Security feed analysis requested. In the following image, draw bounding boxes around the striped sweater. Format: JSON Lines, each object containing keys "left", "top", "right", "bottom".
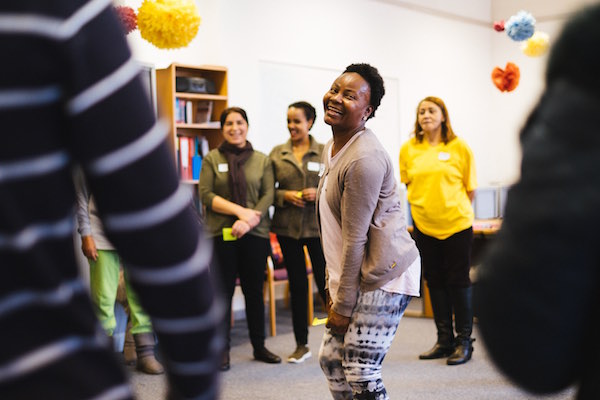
{"left": 0, "top": 1, "right": 222, "bottom": 399}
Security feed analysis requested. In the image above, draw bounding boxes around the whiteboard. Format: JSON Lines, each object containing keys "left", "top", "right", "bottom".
{"left": 256, "top": 60, "right": 402, "bottom": 181}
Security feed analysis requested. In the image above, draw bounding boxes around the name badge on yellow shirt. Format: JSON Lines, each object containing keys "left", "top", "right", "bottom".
{"left": 438, "top": 152, "right": 450, "bottom": 161}
{"left": 218, "top": 163, "right": 229, "bottom": 172}
{"left": 307, "top": 161, "right": 321, "bottom": 172}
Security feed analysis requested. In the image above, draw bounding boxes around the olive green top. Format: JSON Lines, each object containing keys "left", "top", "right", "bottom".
{"left": 198, "top": 148, "right": 274, "bottom": 238}
{"left": 269, "top": 135, "right": 324, "bottom": 239}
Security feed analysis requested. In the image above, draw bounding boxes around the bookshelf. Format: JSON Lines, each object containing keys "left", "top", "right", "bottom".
{"left": 156, "top": 63, "right": 228, "bottom": 183}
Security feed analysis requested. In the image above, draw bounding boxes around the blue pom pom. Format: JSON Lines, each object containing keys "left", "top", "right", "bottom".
{"left": 505, "top": 10, "right": 536, "bottom": 41}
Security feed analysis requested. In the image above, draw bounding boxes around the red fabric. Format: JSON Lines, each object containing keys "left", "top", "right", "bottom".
{"left": 269, "top": 232, "right": 284, "bottom": 266}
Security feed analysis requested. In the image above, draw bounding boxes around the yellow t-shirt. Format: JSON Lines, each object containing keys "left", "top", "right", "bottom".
{"left": 399, "top": 136, "right": 477, "bottom": 240}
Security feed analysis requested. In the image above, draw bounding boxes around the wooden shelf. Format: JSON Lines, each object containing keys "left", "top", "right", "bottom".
{"left": 156, "top": 63, "right": 228, "bottom": 183}
{"left": 175, "top": 121, "right": 221, "bottom": 129}
{"left": 175, "top": 93, "right": 227, "bottom": 101}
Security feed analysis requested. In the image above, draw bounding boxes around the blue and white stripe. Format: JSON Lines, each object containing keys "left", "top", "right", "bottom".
{"left": 87, "top": 120, "right": 169, "bottom": 176}
{"left": 88, "top": 384, "right": 132, "bottom": 400}
{"left": 152, "top": 300, "right": 225, "bottom": 334}
{"left": 0, "top": 0, "right": 111, "bottom": 41}
{"left": 126, "top": 239, "right": 212, "bottom": 285}
{"left": 103, "top": 185, "right": 192, "bottom": 232}
{"left": 0, "top": 279, "right": 86, "bottom": 320}
{"left": 0, "top": 215, "right": 73, "bottom": 250}
{"left": 67, "top": 55, "right": 140, "bottom": 116}
{"left": 0, "top": 334, "right": 106, "bottom": 384}
{"left": 0, "top": 85, "right": 61, "bottom": 110}
{"left": 0, "top": 151, "right": 69, "bottom": 184}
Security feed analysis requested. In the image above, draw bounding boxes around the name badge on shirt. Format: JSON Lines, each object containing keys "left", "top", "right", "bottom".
{"left": 307, "top": 161, "right": 321, "bottom": 172}
{"left": 438, "top": 152, "right": 450, "bottom": 161}
{"left": 218, "top": 163, "right": 229, "bottom": 172}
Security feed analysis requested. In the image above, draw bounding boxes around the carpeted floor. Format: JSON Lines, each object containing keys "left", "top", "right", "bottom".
{"left": 128, "top": 298, "right": 576, "bottom": 399}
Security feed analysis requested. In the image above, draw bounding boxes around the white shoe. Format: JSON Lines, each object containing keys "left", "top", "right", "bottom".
{"left": 287, "top": 345, "right": 311, "bottom": 363}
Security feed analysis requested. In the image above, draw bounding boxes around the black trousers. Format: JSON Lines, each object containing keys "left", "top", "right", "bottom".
{"left": 276, "top": 235, "right": 326, "bottom": 345}
{"left": 412, "top": 224, "right": 473, "bottom": 288}
{"left": 212, "top": 234, "right": 269, "bottom": 350}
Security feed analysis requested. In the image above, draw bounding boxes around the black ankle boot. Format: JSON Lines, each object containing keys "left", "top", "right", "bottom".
{"left": 419, "top": 286, "right": 455, "bottom": 360}
{"left": 447, "top": 286, "right": 474, "bottom": 366}
{"left": 419, "top": 343, "right": 455, "bottom": 359}
{"left": 447, "top": 338, "right": 475, "bottom": 365}
{"left": 253, "top": 346, "right": 281, "bottom": 364}
{"left": 220, "top": 351, "right": 230, "bottom": 371}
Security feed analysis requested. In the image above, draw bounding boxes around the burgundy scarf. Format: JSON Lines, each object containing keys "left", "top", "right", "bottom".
{"left": 218, "top": 140, "right": 253, "bottom": 206}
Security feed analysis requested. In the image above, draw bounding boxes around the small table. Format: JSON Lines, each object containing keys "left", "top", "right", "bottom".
{"left": 404, "top": 219, "right": 501, "bottom": 318}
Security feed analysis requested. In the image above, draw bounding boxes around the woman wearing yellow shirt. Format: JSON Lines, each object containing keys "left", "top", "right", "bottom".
{"left": 400, "top": 96, "right": 477, "bottom": 365}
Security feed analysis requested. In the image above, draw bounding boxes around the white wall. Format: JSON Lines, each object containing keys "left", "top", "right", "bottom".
{"left": 124, "top": 0, "right": 494, "bottom": 183}
{"left": 488, "top": 0, "right": 596, "bottom": 185}
{"left": 122, "top": 0, "right": 591, "bottom": 186}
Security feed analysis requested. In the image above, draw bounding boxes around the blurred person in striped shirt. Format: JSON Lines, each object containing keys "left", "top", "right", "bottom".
{"left": 0, "top": 1, "right": 223, "bottom": 399}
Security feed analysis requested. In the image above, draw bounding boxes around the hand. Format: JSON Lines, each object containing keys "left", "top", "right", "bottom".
{"left": 231, "top": 219, "right": 251, "bottom": 238}
{"left": 284, "top": 190, "right": 306, "bottom": 208}
{"left": 237, "top": 208, "right": 261, "bottom": 228}
{"left": 326, "top": 309, "right": 351, "bottom": 335}
{"left": 81, "top": 236, "right": 98, "bottom": 261}
{"left": 301, "top": 187, "right": 317, "bottom": 202}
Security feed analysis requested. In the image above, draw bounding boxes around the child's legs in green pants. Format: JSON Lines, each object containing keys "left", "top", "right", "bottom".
{"left": 89, "top": 250, "right": 120, "bottom": 336}
{"left": 123, "top": 268, "right": 153, "bottom": 334}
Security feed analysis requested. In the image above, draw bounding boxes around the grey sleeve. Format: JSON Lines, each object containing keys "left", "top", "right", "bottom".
{"left": 74, "top": 170, "right": 92, "bottom": 237}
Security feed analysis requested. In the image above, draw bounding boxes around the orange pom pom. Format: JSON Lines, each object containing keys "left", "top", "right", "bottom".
{"left": 492, "top": 62, "right": 520, "bottom": 92}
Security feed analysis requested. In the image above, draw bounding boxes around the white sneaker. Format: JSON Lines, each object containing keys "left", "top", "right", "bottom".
{"left": 287, "top": 345, "right": 311, "bottom": 363}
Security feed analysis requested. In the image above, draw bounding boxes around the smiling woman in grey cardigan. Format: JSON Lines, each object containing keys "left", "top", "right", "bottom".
{"left": 317, "top": 63, "right": 420, "bottom": 400}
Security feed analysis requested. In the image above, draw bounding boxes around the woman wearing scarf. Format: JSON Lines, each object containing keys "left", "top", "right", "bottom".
{"left": 199, "top": 107, "right": 279, "bottom": 371}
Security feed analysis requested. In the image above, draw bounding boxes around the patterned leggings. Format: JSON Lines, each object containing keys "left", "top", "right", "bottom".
{"left": 319, "top": 289, "right": 412, "bottom": 400}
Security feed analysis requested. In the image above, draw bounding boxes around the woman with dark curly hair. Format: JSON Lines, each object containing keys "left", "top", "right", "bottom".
{"left": 317, "top": 63, "right": 420, "bottom": 400}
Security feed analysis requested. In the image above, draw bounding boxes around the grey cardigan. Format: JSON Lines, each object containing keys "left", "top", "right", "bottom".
{"left": 316, "top": 129, "right": 419, "bottom": 317}
{"left": 269, "top": 135, "right": 324, "bottom": 239}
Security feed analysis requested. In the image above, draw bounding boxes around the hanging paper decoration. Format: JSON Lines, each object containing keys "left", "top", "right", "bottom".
{"left": 137, "top": 0, "right": 201, "bottom": 49}
{"left": 521, "top": 31, "right": 550, "bottom": 57}
{"left": 492, "top": 62, "right": 520, "bottom": 92}
{"left": 493, "top": 20, "right": 505, "bottom": 32}
{"left": 505, "top": 11, "right": 536, "bottom": 41}
{"left": 114, "top": 6, "right": 137, "bottom": 34}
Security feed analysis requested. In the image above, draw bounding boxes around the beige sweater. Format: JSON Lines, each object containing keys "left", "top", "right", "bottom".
{"left": 316, "top": 129, "right": 419, "bottom": 317}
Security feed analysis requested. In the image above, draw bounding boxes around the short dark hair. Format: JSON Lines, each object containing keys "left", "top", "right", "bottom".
{"left": 546, "top": 4, "right": 600, "bottom": 97}
{"left": 288, "top": 101, "right": 316, "bottom": 130}
{"left": 220, "top": 107, "right": 248, "bottom": 128}
{"left": 343, "top": 63, "right": 385, "bottom": 119}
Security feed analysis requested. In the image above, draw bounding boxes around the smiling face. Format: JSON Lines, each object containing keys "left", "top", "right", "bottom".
{"left": 322, "top": 72, "right": 373, "bottom": 134}
{"left": 287, "top": 106, "right": 312, "bottom": 144}
{"left": 417, "top": 100, "right": 445, "bottom": 134}
{"left": 222, "top": 111, "right": 248, "bottom": 148}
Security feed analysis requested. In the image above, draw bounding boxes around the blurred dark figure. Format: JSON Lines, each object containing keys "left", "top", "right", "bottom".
{"left": 0, "top": 2, "right": 221, "bottom": 399}
{"left": 475, "top": 5, "right": 600, "bottom": 399}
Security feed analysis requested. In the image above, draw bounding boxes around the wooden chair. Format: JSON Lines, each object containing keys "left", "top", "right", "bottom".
{"left": 265, "top": 246, "right": 314, "bottom": 337}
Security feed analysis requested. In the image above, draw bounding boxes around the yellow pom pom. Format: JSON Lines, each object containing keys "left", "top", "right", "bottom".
{"left": 137, "top": 0, "right": 201, "bottom": 49}
{"left": 521, "top": 31, "right": 550, "bottom": 57}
